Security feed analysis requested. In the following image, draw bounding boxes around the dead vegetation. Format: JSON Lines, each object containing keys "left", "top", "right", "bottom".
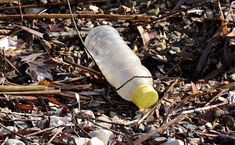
{"left": 0, "top": 0, "right": 234, "bottom": 145}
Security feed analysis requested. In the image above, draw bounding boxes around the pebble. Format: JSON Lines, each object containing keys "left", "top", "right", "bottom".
{"left": 137, "top": 123, "right": 145, "bottom": 132}
{"left": 40, "top": 0, "right": 48, "bottom": 4}
{"left": 228, "top": 90, "right": 235, "bottom": 103}
{"left": 86, "top": 137, "right": 104, "bottom": 145}
{"left": 96, "top": 114, "right": 112, "bottom": 129}
{"left": 205, "top": 122, "right": 213, "bottom": 129}
{"left": 162, "top": 139, "right": 184, "bottom": 145}
{"left": 188, "top": 138, "right": 201, "bottom": 145}
{"left": 49, "top": 116, "right": 64, "bottom": 127}
{"left": 80, "top": 110, "right": 95, "bottom": 118}
{"left": 183, "top": 124, "right": 197, "bottom": 131}
{"left": 67, "top": 136, "right": 90, "bottom": 145}
{"left": 4, "top": 139, "right": 25, "bottom": 145}
{"left": 89, "top": 129, "right": 114, "bottom": 145}
{"left": 1, "top": 126, "right": 18, "bottom": 135}
{"left": 37, "top": 117, "right": 49, "bottom": 129}
{"left": 150, "top": 137, "right": 167, "bottom": 144}
{"left": 144, "top": 124, "right": 156, "bottom": 133}
{"left": 198, "top": 125, "right": 206, "bottom": 131}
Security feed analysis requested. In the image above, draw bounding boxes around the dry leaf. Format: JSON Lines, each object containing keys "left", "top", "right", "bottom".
{"left": 191, "top": 82, "right": 198, "bottom": 94}
{"left": 137, "top": 26, "right": 150, "bottom": 46}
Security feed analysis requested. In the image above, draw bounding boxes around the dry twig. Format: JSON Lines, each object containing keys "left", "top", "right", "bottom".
{"left": 134, "top": 115, "right": 185, "bottom": 145}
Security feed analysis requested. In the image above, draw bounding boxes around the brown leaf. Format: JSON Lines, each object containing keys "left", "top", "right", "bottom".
{"left": 191, "top": 82, "right": 198, "bottom": 95}
{"left": 137, "top": 26, "right": 150, "bottom": 46}
{"left": 38, "top": 80, "right": 57, "bottom": 87}
{"left": 17, "top": 104, "right": 33, "bottom": 111}
{"left": 47, "top": 97, "right": 61, "bottom": 105}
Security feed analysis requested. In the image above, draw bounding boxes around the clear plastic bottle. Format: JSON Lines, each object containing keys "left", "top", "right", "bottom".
{"left": 84, "top": 25, "right": 158, "bottom": 108}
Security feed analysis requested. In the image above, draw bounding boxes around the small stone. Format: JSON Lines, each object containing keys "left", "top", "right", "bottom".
{"left": 205, "top": 122, "right": 213, "bottom": 129}
{"left": 109, "top": 111, "right": 118, "bottom": 118}
{"left": 137, "top": 123, "right": 145, "bottom": 132}
{"left": 96, "top": 114, "right": 112, "bottom": 129}
{"left": 150, "top": 137, "right": 167, "bottom": 144}
{"left": 89, "top": 5, "right": 99, "bottom": 13}
{"left": 230, "top": 74, "right": 235, "bottom": 81}
{"left": 89, "top": 129, "right": 114, "bottom": 145}
{"left": 205, "top": 9, "right": 214, "bottom": 18}
{"left": 162, "top": 139, "right": 184, "bottom": 145}
{"left": 4, "top": 139, "right": 26, "bottom": 145}
{"left": 40, "top": 0, "right": 47, "bottom": 4}
{"left": 37, "top": 117, "right": 49, "bottom": 129}
{"left": 198, "top": 125, "right": 206, "bottom": 131}
{"left": 80, "top": 110, "right": 95, "bottom": 118}
{"left": 183, "top": 124, "right": 197, "bottom": 131}
{"left": 86, "top": 137, "right": 104, "bottom": 145}
{"left": 67, "top": 136, "right": 90, "bottom": 145}
{"left": 24, "top": 8, "right": 44, "bottom": 14}
{"left": 31, "top": 143, "right": 40, "bottom": 145}
{"left": 214, "top": 109, "right": 224, "bottom": 117}
{"left": 144, "top": 124, "right": 156, "bottom": 133}
{"left": 160, "top": 3, "right": 166, "bottom": 10}
{"left": 228, "top": 90, "right": 235, "bottom": 103}
{"left": 188, "top": 138, "right": 201, "bottom": 145}
{"left": 64, "top": 19, "right": 72, "bottom": 27}
{"left": 49, "top": 116, "right": 64, "bottom": 127}
{"left": 2, "top": 126, "right": 18, "bottom": 135}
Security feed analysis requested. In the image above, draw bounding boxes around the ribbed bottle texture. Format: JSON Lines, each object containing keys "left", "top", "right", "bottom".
{"left": 84, "top": 25, "right": 158, "bottom": 108}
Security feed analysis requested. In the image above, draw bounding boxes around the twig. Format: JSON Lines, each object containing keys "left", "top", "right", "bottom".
{"left": 17, "top": 0, "right": 23, "bottom": 22}
{"left": 64, "top": 59, "right": 102, "bottom": 76}
{"left": 134, "top": 115, "right": 185, "bottom": 145}
{"left": 47, "top": 127, "right": 64, "bottom": 143}
{"left": 181, "top": 101, "right": 228, "bottom": 114}
{"left": 15, "top": 24, "right": 44, "bottom": 38}
{"left": 0, "top": 85, "right": 47, "bottom": 92}
{"left": 0, "top": 90, "right": 81, "bottom": 99}
{"left": 26, "top": 125, "right": 63, "bottom": 136}
{"left": 0, "top": 95, "right": 38, "bottom": 101}
{"left": 0, "top": 122, "right": 33, "bottom": 143}
{"left": 87, "top": 118, "right": 124, "bottom": 135}
{"left": 204, "top": 89, "right": 227, "bottom": 106}
{"left": 0, "top": 0, "right": 107, "bottom": 10}
{"left": 59, "top": 84, "right": 92, "bottom": 91}
{"left": 0, "top": 50, "right": 22, "bottom": 76}
{"left": 0, "top": 14, "right": 152, "bottom": 21}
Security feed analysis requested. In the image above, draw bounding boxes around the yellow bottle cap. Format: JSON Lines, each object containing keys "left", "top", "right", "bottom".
{"left": 131, "top": 84, "right": 158, "bottom": 109}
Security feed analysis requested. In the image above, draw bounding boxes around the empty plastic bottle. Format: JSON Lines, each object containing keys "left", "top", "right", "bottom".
{"left": 84, "top": 25, "right": 158, "bottom": 108}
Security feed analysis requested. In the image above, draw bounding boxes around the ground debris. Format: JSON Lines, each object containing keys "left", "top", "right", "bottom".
{"left": 0, "top": 0, "right": 234, "bottom": 144}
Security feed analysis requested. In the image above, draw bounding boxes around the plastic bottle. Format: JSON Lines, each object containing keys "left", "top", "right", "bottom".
{"left": 84, "top": 25, "right": 158, "bottom": 109}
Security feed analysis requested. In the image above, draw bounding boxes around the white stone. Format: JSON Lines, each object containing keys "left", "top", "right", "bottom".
{"left": 162, "top": 139, "right": 184, "bottom": 145}
{"left": 67, "top": 136, "right": 90, "bottom": 145}
{"left": 96, "top": 114, "right": 112, "bottom": 129}
{"left": 49, "top": 116, "right": 64, "bottom": 127}
{"left": 4, "top": 139, "right": 25, "bottom": 145}
{"left": 86, "top": 137, "right": 104, "bottom": 145}
{"left": 80, "top": 110, "right": 95, "bottom": 118}
{"left": 89, "top": 129, "right": 113, "bottom": 145}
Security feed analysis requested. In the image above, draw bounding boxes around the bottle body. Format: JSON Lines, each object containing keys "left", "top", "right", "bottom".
{"left": 85, "top": 25, "right": 158, "bottom": 108}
